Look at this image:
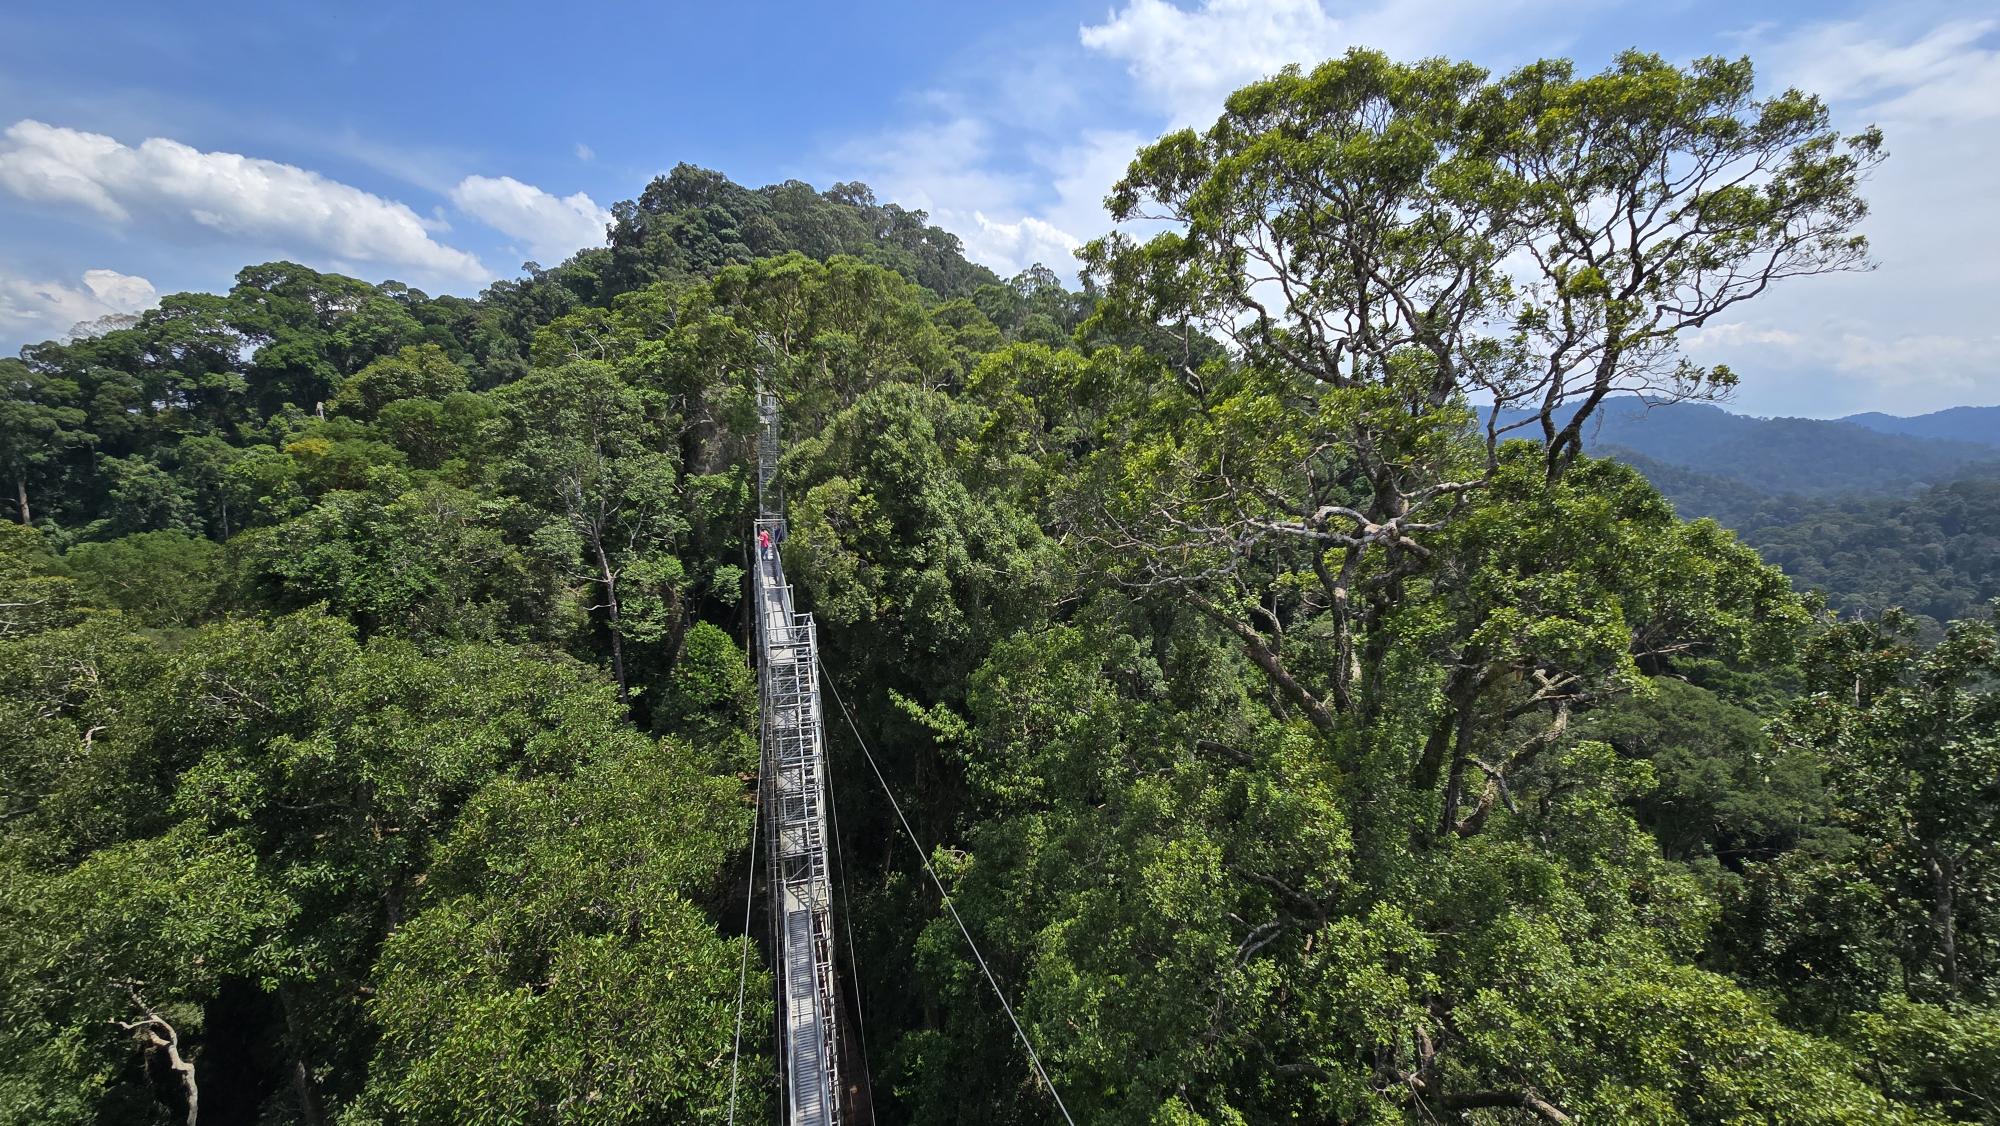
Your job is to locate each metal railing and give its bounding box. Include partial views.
[757,389,782,518]
[754,514,841,1126]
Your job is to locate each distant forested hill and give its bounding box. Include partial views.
[1739,471,2000,628]
[1622,451,2000,631]
[1503,397,2000,497]
[1840,405,2000,447]
[1580,405,2000,632]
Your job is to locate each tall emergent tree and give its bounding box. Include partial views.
[879,48,1899,1123]
[1077,46,1880,829]
[494,361,685,701]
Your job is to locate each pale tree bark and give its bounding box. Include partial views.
[1435,1087,1574,1124]
[1925,846,1960,999]
[113,987,198,1126]
[1188,592,1337,733]
[590,537,629,702]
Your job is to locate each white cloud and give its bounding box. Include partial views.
[1759,18,2000,124]
[1080,0,1352,125]
[829,117,1081,276]
[449,174,612,265]
[1685,323,1807,352]
[836,117,1018,220]
[0,267,157,345]
[0,121,489,284]
[968,213,1083,274]
[1043,128,1149,239]
[1686,313,2000,415]
[574,142,595,162]
[831,0,1595,283]
[1077,0,1594,126]
[828,111,1147,278]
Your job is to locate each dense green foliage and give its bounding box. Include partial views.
[0,159,1090,1124]
[1610,450,2000,635]
[1713,472,2000,634]
[1490,400,2000,636]
[604,166,1003,301]
[4,48,1997,1126]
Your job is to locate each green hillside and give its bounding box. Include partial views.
[1616,446,2000,632]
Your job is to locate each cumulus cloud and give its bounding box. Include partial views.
[449,175,613,265]
[1686,315,2000,415]
[967,213,1083,274]
[828,116,1091,277]
[836,118,1019,222]
[1045,128,1150,237]
[0,267,157,346]
[1684,323,1808,352]
[832,0,1591,283]
[1691,319,2000,386]
[0,120,488,284]
[1080,0,1352,124]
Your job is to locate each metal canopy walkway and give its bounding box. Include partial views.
[754,390,843,1126]
[741,382,1068,1126]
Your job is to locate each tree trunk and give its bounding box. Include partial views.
[1189,593,1337,732]
[591,538,629,702]
[1413,662,1481,792]
[1926,848,1960,998]
[15,474,27,524]
[116,998,199,1126]
[1311,547,1358,713]
[161,1040,199,1126]
[276,982,327,1126]
[662,586,691,679]
[1438,1088,1573,1123]
[1438,709,1478,840]
[1544,345,1625,481]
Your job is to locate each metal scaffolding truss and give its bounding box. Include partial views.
[757,388,782,518]
[755,514,842,1126]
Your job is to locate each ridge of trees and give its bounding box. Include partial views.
[1606,450,2000,635]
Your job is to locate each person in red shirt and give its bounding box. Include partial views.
[758,527,773,562]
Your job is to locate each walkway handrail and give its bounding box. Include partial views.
[754,512,842,1126]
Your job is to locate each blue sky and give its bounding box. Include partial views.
[3,0,1996,417]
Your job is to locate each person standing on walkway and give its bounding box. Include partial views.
[758,527,774,563]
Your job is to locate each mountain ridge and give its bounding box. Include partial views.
[1498,397,2000,498]
[1838,404,2000,447]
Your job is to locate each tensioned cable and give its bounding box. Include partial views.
[725,711,765,1126]
[822,734,875,1109]
[817,660,1077,1126]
